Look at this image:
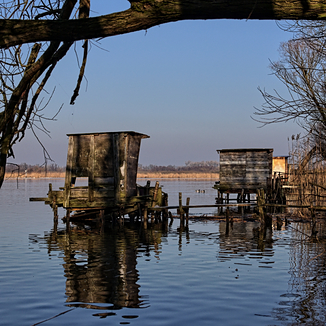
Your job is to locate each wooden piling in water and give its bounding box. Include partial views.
[225,207,230,236]
[66,209,70,231]
[169,211,173,227]
[179,192,185,228]
[257,189,265,222]
[179,193,184,218]
[185,197,190,228]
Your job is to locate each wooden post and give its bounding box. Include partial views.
[241,189,245,203]
[52,194,58,224]
[185,197,190,228]
[217,190,221,204]
[66,209,70,232]
[219,192,224,215]
[257,189,265,223]
[64,136,74,208]
[225,207,230,236]
[169,211,173,227]
[143,207,148,229]
[179,192,184,216]
[88,135,95,202]
[146,180,151,195]
[152,181,159,207]
[179,192,184,227]
[163,195,168,221]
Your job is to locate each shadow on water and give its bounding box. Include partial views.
[29,217,326,325]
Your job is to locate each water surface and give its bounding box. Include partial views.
[1,178,325,325]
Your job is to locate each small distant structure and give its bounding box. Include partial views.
[30,131,167,223]
[214,148,273,203]
[272,156,289,176]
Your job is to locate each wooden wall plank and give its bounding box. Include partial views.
[219,148,273,191]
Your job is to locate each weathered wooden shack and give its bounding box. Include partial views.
[215,148,273,202]
[31,131,167,219]
[63,131,149,209]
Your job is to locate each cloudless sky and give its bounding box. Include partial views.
[10,1,302,167]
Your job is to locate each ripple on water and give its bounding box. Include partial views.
[2,180,326,326]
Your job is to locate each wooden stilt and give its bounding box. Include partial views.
[186,197,190,228]
[179,193,183,218]
[169,211,173,227]
[152,181,159,206]
[163,195,169,221]
[146,180,151,195]
[225,207,230,236]
[143,208,148,229]
[66,209,70,232]
[52,193,58,223]
[257,189,265,223]
[179,192,184,227]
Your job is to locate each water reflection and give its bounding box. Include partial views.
[29,217,326,325]
[37,222,169,314]
[218,220,274,261]
[272,221,326,325]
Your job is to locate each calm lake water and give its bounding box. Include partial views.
[1,178,326,326]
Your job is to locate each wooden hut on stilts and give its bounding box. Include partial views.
[30,131,167,225]
[214,148,273,205]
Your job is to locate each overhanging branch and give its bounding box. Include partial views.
[2,0,326,48]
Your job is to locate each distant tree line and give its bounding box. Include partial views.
[6,161,219,175]
[6,163,65,174]
[138,161,219,173]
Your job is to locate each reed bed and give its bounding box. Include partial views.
[5,170,219,180]
[287,136,326,213]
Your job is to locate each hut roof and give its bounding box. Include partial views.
[66,131,149,138]
[217,148,273,153]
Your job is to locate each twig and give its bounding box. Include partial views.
[308,247,326,262]
[31,308,75,326]
[287,224,312,239]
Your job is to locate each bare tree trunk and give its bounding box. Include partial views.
[0,0,77,188]
[0,150,8,188]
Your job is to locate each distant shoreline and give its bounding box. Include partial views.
[5,171,219,180]
[137,172,219,179]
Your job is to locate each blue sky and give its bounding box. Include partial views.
[10,2,302,167]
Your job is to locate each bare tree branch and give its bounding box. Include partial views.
[2,0,326,48]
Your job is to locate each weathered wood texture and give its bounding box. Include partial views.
[64,131,149,209]
[218,148,273,191]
